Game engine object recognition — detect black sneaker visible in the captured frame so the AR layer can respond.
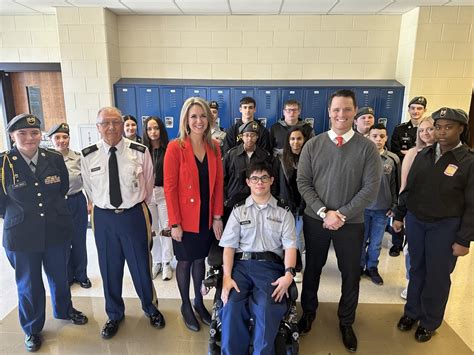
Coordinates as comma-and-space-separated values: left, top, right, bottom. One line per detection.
389, 245, 402, 257
25, 334, 41, 352
365, 267, 383, 285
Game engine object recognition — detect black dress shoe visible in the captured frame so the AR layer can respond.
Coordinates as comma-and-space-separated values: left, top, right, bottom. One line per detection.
101, 318, 123, 339
25, 334, 41, 352
79, 278, 92, 289
149, 310, 166, 329
193, 300, 211, 326
340, 325, 357, 352
181, 305, 200, 332
297, 313, 315, 335
415, 326, 434, 342
389, 245, 402, 257
397, 315, 417, 331
69, 308, 88, 325
365, 267, 384, 285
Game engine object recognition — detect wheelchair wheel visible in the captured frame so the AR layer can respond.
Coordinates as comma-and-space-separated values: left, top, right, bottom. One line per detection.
208, 342, 221, 355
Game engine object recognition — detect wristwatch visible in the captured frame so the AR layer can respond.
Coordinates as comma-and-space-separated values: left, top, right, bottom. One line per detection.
285, 267, 296, 277
318, 208, 327, 219
171, 224, 179, 229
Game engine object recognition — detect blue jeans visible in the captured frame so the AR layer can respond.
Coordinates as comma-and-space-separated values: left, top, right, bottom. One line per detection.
361, 209, 389, 269
295, 213, 304, 252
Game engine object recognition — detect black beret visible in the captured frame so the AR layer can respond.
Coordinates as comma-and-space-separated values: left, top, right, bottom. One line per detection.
209, 101, 219, 109
355, 107, 375, 120
408, 96, 427, 108
47, 122, 70, 137
432, 107, 468, 125
239, 121, 259, 134
7, 113, 41, 132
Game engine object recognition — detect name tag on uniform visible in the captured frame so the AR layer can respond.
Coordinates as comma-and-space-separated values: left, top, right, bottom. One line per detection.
12, 181, 27, 189
45, 175, 61, 184
240, 220, 251, 225
444, 164, 458, 177
91, 166, 101, 172
267, 217, 282, 223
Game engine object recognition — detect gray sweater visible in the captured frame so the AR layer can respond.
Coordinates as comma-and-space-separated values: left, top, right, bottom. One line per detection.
297, 133, 382, 223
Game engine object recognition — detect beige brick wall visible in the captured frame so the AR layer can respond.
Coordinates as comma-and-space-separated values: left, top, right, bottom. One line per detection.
118, 14, 402, 80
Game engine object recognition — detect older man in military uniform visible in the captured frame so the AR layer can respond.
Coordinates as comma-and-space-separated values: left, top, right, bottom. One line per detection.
81, 106, 165, 339
219, 161, 297, 355
1, 114, 88, 352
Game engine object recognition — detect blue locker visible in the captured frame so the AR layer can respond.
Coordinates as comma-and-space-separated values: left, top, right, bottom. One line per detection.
160, 87, 184, 140
302, 88, 328, 135
377, 88, 404, 137
255, 88, 279, 128
355, 88, 378, 111
209, 88, 231, 129
185, 87, 208, 101
137, 86, 160, 136
115, 85, 137, 118
280, 88, 303, 113
231, 88, 255, 125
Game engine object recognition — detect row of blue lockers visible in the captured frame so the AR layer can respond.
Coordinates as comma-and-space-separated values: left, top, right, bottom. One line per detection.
114, 79, 405, 139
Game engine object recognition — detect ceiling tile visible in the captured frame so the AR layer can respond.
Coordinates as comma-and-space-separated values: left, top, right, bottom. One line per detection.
121, 0, 181, 14
280, 0, 337, 14
176, 0, 230, 14
0, 0, 42, 14
331, 0, 394, 14
229, 0, 282, 14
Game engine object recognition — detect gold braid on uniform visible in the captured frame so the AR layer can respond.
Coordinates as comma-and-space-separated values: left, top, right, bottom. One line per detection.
2, 154, 16, 195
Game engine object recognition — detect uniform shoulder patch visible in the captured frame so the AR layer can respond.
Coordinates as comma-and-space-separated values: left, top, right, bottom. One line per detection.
234, 199, 246, 208
277, 198, 290, 211
82, 144, 99, 157
44, 148, 61, 156
130, 142, 146, 153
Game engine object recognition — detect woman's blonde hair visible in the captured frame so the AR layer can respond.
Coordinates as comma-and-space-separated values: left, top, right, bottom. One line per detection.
177, 97, 217, 155
415, 116, 435, 148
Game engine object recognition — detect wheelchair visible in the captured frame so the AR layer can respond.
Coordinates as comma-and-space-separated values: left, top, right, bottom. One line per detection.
201, 251, 300, 355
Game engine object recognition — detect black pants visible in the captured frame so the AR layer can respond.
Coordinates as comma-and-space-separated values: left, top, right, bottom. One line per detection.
301, 214, 364, 326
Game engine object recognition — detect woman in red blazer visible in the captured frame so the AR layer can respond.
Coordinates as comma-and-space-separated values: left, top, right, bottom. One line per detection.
164, 97, 224, 332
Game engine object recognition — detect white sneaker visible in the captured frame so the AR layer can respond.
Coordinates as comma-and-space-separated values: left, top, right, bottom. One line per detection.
162, 262, 173, 281
294, 272, 303, 283
152, 263, 162, 280
401, 287, 408, 300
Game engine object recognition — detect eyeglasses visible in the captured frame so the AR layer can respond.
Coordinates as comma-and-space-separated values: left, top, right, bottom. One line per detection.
97, 121, 122, 127
248, 175, 271, 184
285, 108, 300, 113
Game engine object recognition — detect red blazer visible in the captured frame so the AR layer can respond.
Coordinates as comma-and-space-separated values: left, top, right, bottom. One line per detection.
164, 137, 224, 233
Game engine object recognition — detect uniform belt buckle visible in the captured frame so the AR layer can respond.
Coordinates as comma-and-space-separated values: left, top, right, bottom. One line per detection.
242, 252, 252, 260
114, 209, 125, 214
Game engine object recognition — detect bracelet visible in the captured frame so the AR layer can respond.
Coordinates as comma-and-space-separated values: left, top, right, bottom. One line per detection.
213, 217, 222, 221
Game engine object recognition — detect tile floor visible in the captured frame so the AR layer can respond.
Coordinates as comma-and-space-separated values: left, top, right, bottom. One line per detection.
1, 223, 472, 354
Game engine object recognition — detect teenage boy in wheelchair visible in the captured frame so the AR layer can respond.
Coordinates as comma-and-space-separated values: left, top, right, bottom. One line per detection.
208, 161, 299, 354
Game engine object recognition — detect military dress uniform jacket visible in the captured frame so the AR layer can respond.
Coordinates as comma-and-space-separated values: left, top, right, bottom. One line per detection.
0, 147, 73, 252
394, 143, 474, 247
390, 121, 417, 160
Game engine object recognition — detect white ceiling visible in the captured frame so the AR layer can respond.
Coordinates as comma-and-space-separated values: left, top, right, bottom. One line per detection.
0, 0, 472, 16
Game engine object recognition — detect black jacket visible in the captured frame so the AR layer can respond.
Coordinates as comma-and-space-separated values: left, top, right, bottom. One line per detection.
390, 121, 417, 161
223, 119, 271, 154
1, 147, 73, 252
275, 156, 305, 215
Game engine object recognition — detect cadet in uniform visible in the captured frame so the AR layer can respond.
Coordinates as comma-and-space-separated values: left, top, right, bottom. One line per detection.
1, 114, 88, 352
81, 107, 165, 339
353, 106, 375, 137
389, 96, 427, 257
209, 101, 227, 145
223, 121, 275, 219
393, 107, 473, 342
219, 161, 297, 355
48, 123, 91, 289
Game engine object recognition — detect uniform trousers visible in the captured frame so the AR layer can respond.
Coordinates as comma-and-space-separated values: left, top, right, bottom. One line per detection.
404, 212, 460, 330
148, 187, 173, 264
66, 191, 88, 283
5, 241, 73, 335
93, 203, 159, 321
301, 214, 364, 326
220, 260, 286, 355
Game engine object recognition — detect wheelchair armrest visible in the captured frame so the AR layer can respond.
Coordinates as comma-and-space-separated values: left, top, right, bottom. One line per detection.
288, 281, 298, 301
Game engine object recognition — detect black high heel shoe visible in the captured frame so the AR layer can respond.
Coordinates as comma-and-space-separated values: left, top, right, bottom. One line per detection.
193, 299, 211, 326
181, 304, 200, 332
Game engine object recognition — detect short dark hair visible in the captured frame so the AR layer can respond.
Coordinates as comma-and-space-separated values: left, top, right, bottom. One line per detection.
369, 123, 387, 133
284, 99, 301, 109
246, 161, 274, 179
327, 89, 357, 109
240, 96, 256, 107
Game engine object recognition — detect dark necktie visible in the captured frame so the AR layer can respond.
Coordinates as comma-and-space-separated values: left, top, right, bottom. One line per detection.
109, 146, 122, 208
336, 136, 343, 147
29, 161, 36, 173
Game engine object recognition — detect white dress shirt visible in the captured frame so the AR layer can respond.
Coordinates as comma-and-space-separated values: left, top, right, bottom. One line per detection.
327, 129, 355, 146
81, 138, 154, 209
